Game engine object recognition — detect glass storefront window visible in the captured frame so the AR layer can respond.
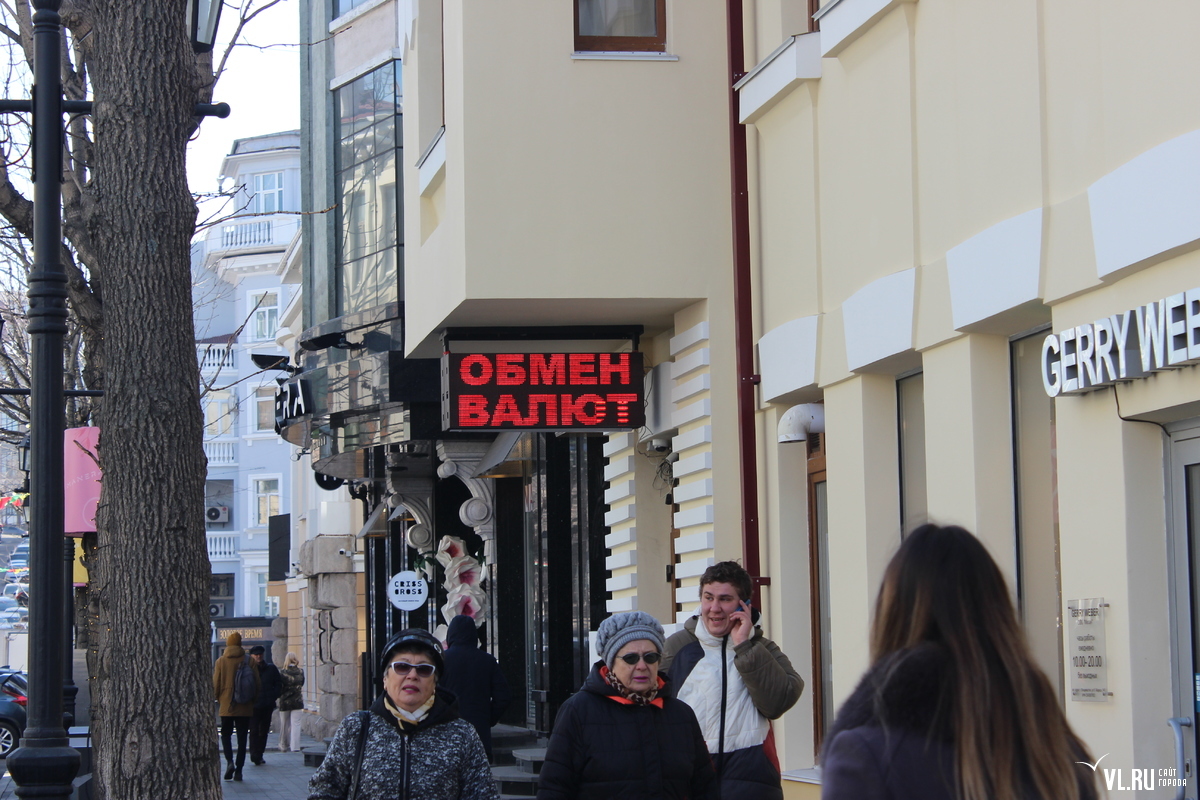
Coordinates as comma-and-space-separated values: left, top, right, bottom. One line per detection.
334, 61, 403, 317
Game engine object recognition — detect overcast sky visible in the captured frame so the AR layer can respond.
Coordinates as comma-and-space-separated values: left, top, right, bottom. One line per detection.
187, 0, 300, 200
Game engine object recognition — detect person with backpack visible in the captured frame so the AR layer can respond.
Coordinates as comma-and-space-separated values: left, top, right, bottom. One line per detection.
213, 631, 260, 781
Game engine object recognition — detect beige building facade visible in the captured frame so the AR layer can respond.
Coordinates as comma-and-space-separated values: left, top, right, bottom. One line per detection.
740, 0, 1200, 795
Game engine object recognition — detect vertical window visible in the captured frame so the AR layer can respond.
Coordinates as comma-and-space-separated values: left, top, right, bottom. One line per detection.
251, 291, 279, 341
255, 387, 275, 432
210, 573, 235, 619
575, 0, 666, 52
251, 172, 285, 214
204, 390, 235, 437
253, 477, 281, 527
1011, 332, 1063, 697
897, 372, 927, 530
806, 433, 833, 750
335, 62, 402, 317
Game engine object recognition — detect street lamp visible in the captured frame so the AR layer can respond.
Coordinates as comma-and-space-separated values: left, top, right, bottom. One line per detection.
187, 0, 224, 54
16, 435, 29, 492
0, 0, 228, 796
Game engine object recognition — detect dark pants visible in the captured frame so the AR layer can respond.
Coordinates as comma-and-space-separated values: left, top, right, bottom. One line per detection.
248, 706, 274, 761
220, 716, 249, 767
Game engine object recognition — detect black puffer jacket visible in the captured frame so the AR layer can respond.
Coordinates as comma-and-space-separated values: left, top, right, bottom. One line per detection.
441, 615, 510, 759
536, 663, 717, 800
821, 644, 1099, 800
307, 689, 498, 800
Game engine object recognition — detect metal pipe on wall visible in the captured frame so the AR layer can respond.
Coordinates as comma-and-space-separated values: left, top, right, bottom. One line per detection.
725, 0, 769, 606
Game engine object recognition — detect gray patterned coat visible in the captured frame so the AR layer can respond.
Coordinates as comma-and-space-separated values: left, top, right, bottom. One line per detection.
307, 690, 498, 800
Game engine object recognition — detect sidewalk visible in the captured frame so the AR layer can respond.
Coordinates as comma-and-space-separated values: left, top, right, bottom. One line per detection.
0, 728, 324, 799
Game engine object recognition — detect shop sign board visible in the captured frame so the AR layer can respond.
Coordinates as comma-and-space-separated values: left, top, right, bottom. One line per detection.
274, 378, 311, 434
1067, 598, 1109, 702
441, 352, 646, 431
388, 570, 428, 611
1042, 287, 1200, 397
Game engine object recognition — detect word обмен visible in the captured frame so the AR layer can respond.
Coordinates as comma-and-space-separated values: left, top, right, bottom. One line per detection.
442, 352, 646, 430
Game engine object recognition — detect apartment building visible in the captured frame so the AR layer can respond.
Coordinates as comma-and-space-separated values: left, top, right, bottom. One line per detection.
196, 131, 300, 643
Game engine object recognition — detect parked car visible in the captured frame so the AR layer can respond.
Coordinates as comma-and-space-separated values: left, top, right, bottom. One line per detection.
0, 609, 27, 629
0, 669, 27, 757
1, 585, 19, 600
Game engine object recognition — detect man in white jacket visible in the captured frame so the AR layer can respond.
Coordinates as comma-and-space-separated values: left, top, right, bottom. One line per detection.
662, 561, 804, 800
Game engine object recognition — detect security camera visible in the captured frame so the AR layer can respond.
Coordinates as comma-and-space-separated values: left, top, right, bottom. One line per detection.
647, 438, 671, 455
337, 548, 350, 557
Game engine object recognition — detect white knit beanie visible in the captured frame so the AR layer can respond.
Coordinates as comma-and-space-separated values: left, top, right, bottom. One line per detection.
596, 611, 666, 670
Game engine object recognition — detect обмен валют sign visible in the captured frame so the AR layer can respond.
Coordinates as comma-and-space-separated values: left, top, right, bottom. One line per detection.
441, 352, 646, 431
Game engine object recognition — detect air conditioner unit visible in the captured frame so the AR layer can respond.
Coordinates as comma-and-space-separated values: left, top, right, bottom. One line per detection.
209, 602, 225, 618
205, 506, 230, 523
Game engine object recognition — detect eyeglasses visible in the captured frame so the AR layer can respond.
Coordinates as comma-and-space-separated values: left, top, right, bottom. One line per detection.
388, 661, 436, 678
617, 652, 661, 665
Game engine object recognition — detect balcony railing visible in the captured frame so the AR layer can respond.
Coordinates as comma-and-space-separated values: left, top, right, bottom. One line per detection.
204, 440, 237, 466
197, 345, 235, 372
220, 220, 273, 248
207, 534, 238, 560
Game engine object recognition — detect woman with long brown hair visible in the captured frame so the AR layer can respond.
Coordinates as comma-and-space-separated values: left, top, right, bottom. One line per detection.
821, 524, 1098, 800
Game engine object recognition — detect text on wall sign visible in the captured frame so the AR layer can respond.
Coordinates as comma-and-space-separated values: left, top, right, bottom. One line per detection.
441, 352, 646, 430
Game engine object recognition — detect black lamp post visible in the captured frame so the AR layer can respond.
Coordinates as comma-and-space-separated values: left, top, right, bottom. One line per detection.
0, 0, 227, 796
16, 435, 29, 493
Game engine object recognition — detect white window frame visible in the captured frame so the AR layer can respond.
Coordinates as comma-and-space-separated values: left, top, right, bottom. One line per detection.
252, 385, 276, 434
204, 389, 236, 438
250, 474, 282, 528
249, 289, 280, 342
251, 171, 285, 214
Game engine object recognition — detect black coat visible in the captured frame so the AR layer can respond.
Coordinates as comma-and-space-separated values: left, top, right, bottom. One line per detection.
536, 663, 717, 800
440, 616, 511, 758
255, 661, 283, 712
820, 645, 1098, 800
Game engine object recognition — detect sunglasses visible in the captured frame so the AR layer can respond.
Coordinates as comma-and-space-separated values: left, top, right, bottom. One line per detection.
617, 652, 661, 665
388, 661, 436, 678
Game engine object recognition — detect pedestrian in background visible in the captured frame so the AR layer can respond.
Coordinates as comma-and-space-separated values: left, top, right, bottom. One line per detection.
278, 652, 305, 752
537, 611, 716, 800
213, 631, 259, 781
308, 628, 497, 800
821, 524, 1099, 800
440, 614, 510, 761
248, 645, 282, 765
662, 561, 803, 800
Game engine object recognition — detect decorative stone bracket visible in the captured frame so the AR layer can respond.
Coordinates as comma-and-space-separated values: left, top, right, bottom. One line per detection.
435, 441, 496, 563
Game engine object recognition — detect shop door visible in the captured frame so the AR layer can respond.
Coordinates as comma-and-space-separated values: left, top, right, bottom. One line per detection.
522, 433, 606, 734
1169, 422, 1200, 798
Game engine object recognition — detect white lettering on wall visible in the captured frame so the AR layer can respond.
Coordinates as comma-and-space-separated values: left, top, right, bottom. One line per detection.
1042, 286, 1200, 397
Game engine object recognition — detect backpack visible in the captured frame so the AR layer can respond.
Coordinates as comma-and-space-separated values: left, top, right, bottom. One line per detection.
232, 655, 256, 705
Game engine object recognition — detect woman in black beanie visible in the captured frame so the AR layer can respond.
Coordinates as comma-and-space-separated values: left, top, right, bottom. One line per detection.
537, 611, 717, 800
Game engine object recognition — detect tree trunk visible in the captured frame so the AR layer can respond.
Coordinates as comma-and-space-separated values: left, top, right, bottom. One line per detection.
85, 0, 218, 797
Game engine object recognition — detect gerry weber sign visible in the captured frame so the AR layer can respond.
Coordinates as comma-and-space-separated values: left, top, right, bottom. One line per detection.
1042, 286, 1200, 397
441, 352, 646, 431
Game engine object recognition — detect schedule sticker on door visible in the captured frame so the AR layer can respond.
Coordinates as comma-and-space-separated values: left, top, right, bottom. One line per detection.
1067, 598, 1109, 702
388, 571, 429, 611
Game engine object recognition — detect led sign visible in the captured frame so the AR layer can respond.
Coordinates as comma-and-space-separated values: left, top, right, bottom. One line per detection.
441, 352, 646, 430
1042, 287, 1200, 397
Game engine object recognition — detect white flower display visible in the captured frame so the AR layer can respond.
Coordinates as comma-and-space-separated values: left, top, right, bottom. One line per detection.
435, 535, 468, 569
434, 535, 487, 625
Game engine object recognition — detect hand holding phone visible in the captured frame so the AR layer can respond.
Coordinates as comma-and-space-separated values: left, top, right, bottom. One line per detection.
729, 600, 752, 646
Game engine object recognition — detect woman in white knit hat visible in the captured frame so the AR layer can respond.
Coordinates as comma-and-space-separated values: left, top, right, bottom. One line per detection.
536, 611, 717, 800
